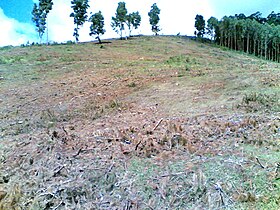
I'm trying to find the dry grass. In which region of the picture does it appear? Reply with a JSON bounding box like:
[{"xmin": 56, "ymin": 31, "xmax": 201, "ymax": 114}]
[{"xmin": 0, "ymin": 36, "xmax": 279, "ymax": 209}]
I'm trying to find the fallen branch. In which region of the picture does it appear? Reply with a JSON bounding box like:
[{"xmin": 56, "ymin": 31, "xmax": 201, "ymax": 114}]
[
  {"xmin": 135, "ymin": 140, "xmax": 142, "ymax": 151},
  {"xmin": 72, "ymin": 148, "xmax": 83, "ymax": 158},
  {"xmin": 160, "ymin": 172, "xmax": 185, "ymax": 177},
  {"xmin": 215, "ymin": 183, "xmax": 225, "ymax": 206},
  {"xmin": 53, "ymin": 165, "xmax": 65, "ymax": 177},
  {"xmin": 152, "ymin": 118, "xmax": 163, "ymax": 131},
  {"xmin": 106, "ymin": 163, "xmax": 115, "ymax": 174},
  {"xmin": 256, "ymin": 157, "xmax": 265, "ymax": 169}
]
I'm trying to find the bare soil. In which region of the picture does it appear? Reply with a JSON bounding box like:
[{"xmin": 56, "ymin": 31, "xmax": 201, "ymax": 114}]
[{"xmin": 0, "ymin": 36, "xmax": 279, "ymax": 209}]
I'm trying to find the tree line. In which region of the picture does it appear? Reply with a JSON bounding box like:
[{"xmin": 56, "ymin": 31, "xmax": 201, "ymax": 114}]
[
  {"xmin": 32, "ymin": 0, "xmax": 161, "ymax": 44},
  {"xmin": 195, "ymin": 11, "xmax": 280, "ymax": 63}
]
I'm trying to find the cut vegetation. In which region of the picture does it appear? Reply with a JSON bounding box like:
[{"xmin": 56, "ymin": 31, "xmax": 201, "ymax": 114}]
[{"xmin": 0, "ymin": 36, "xmax": 279, "ymax": 209}]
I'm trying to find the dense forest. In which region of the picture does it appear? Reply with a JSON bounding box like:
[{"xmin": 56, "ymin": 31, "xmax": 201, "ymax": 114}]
[{"xmin": 197, "ymin": 12, "xmax": 280, "ymax": 63}]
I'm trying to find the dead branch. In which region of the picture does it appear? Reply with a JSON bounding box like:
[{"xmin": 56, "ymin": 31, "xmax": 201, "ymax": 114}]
[
  {"xmin": 160, "ymin": 172, "xmax": 185, "ymax": 177},
  {"xmin": 215, "ymin": 183, "xmax": 225, "ymax": 206},
  {"xmin": 256, "ymin": 157, "xmax": 265, "ymax": 169},
  {"xmin": 62, "ymin": 126, "xmax": 68, "ymax": 135},
  {"xmin": 106, "ymin": 163, "xmax": 115, "ymax": 174},
  {"xmin": 152, "ymin": 118, "xmax": 163, "ymax": 131},
  {"xmin": 135, "ymin": 140, "xmax": 142, "ymax": 151},
  {"xmin": 53, "ymin": 165, "xmax": 65, "ymax": 177},
  {"xmin": 72, "ymin": 148, "xmax": 83, "ymax": 158}
]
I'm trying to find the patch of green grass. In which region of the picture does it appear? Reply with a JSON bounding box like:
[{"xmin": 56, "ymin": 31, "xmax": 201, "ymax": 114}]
[
  {"xmin": 199, "ymin": 146, "xmax": 280, "ymax": 209},
  {"xmin": 239, "ymin": 92, "xmax": 280, "ymax": 112},
  {"xmin": 238, "ymin": 145, "xmax": 280, "ymax": 209}
]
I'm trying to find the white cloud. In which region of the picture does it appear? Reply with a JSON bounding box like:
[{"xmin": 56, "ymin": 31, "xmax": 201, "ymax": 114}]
[
  {"xmin": 47, "ymin": 0, "xmax": 74, "ymax": 43},
  {"xmin": 0, "ymin": 8, "xmax": 37, "ymax": 46},
  {"xmin": 154, "ymin": 0, "xmax": 213, "ymax": 35}
]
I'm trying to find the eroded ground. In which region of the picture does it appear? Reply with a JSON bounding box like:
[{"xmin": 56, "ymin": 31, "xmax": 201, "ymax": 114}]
[{"xmin": 0, "ymin": 36, "xmax": 279, "ymax": 209}]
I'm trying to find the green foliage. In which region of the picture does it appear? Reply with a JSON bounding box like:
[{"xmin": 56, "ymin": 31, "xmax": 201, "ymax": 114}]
[
  {"xmin": 207, "ymin": 16, "xmax": 219, "ymax": 41},
  {"xmin": 266, "ymin": 11, "xmax": 280, "ymax": 25},
  {"xmin": 39, "ymin": 0, "xmax": 53, "ymax": 14},
  {"xmin": 166, "ymin": 55, "xmax": 194, "ymax": 74},
  {"xmin": 240, "ymin": 92, "xmax": 280, "ymax": 112},
  {"xmin": 210, "ymin": 11, "xmax": 280, "ymax": 62},
  {"xmin": 126, "ymin": 11, "xmax": 141, "ymax": 36},
  {"xmin": 31, "ymin": 0, "xmax": 53, "ymax": 44},
  {"xmin": 111, "ymin": 2, "xmax": 128, "ymax": 39},
  {"xmin": 148, "ymin": 3, "xmax": 161, "ymax": 35},
  {"xmin": 89, "ymin": 11, "xmax": 106, "ymax": 43},
  {"xmin": 31, "ymin": 3, "xmax": 46, "ymax": 43},
  {"xmin": 194, "ymin": 14, "xmax": 206, "ymax": 38},
  {"xmin": 70, "ymin": 0, "xmax": 90, "ymax": 42}
]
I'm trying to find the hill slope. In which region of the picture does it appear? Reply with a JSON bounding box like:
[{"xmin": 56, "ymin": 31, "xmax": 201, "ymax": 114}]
[{"xmin": 0, "ymin": 36, "xmax": 279, "ymax": 209}]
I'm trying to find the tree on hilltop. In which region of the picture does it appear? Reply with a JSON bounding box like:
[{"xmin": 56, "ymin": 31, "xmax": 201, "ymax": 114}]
[
  {"xmin": 111, "ymin": 2, "xmax": 128, "ymax": 39},
  {"xmin": 148, "ymin": 3, "xmax": 161, "ymax": 35},
  {"xmin": 32, "ymin": 4, "xmax": 45, "ymax": 44},
  {"xmin": 70, "ymin": 0, "xmax": 90, "ymax": 42},
  {"xmin": 126, "ymin": 11, "xmax": 141, "ymax": 37},
  {"xmin": 207, "ymin": 16, "xmax": 219, "ymax": 41},
  {"xmin": 194, "ymin": 14, "xmax": 205, "ymax": 38},
  {"xmin": 31, "ymin": 0, "xmax": 53, "ymax": 44},
  {"xmin": 39, "ymin": 0, "xmax": 53, "ymax": 44},
  {"xmin": 89, "ymin": 11, "xmax": 106, "ymax": 44}
]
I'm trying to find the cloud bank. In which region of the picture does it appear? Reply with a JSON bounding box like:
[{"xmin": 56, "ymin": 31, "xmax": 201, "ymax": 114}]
[{"xmin": 0, "ymin": 8, "xmax": 37, "ymax": 46}]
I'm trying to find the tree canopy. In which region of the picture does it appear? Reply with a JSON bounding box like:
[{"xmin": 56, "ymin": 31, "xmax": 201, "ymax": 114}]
[
  {"xmin": 31, "ymin": 0, "xmax": 53, "ymax": 44},
  {"xmin": 194, "ymin": 15, "xmax": 206, "ymax": 38},
  {"xmin": 148, "ymin": 3, "xmax": 161, "ymax": 35},
  {"xmin": 126, "ymin": 12, "xmax": 141, "ymax": 37},
  {"xmin": 205, "ymin": 12, "xmax": 280, "ymax": 62},
  {"xmin": 89, "ymin": 11, "xmax": 106, "ymax": 44},
  {"xmin": 111, "ymin": 2, "xmax": 128, "ymax": 39},
  {"xmin": 70, "ymin": 0, "xmax": 90, "ymax": 42}
]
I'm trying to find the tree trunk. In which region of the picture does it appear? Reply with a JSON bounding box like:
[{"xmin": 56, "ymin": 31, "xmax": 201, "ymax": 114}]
[
  {"xmin": 96, "ymin": 36, "xmax": 102, "ymax": 44},
  {"xmin": 265, "ymin": 36, "xmax": 268, "ymax": 60},
  {"xmin": 246, "ymin": 33, "xmax": 250, "ymax": 54},
  {"xmin": 235, "ymin": 32, "xmax": 237, "ymax": 50}
]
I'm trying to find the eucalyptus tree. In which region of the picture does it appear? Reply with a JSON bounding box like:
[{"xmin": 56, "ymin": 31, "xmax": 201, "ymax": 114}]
[
  {"xmin": 249, "ymin": 11, "xmax": 265, "ymax": 23},
  {"xmin": 235, "ymin": 13, "xmax": 247, "ymax": 20},
  {"xmin": 89, "ymin": 11, "xmax": 106, "ymax": 44},
  {"xmin": 126, "ymin": 12, "xmax": 141, "ymax": 37},
  {"xmin": 194, "ymin": 14, "xmax": 205, "ymax": 38},
  {"xmin": 32, "ymin": 3, "xmax": 46, "ymax": 44},
  {"xmin": 111, "ymin": 2, "xmax": 128, "ymax": 39},
  {"xmin": 267, "ymin": 11, "xmax": 280, "ymax": 25},
  {"xmin": 70, "ymin": 0, "xmax": 90, "ymax": 42},
  {"xmin": 207, "ymin": 16, "xmax": 219, "ymax": 41},
  {"xmin": 198, "ymin": 10, "xmax": 280, "ymax": 62},
  {"xmin": 39, "ymin": 0, "xmax": 53, "ymax": 44},
  {"xmin": 219, "ymin": 16, "xmax": 231, "ymax": 46},
  {"xmin": 31, "ymin": 0, "xmax": 53, "ymax": 44},
  {"xmin": 250, "ymin": 20, "xmax": 261, "ymax": 56},
  {"xmin": 148, "ymin": 3, "xmax": 161, "ymax": 35}
]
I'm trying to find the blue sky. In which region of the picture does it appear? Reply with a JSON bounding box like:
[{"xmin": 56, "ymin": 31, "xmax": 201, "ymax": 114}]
[{"xmin": 0, "ymin": 0, "xmax": 279, "ymax": 46}]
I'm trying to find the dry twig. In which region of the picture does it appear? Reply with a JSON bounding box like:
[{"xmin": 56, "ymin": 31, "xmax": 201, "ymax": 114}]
[
  {"xmin": 152, "ymin": 118, "xmax": 163, "ymax": 131},
  {"xmin": 256, "ymin": 157, "xmax": 265, "ymax": 169}
]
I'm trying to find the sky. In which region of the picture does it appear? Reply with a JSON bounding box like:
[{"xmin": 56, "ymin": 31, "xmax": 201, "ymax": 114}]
[{"xmin": 0, "ymin": 0, "xmax": 280, "ymax": 46}]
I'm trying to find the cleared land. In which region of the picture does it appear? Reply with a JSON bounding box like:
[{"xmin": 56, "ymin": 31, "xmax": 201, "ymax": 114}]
[{"xmin": 0, "ymin": 36, "xmax": 279, "ymax": 209}]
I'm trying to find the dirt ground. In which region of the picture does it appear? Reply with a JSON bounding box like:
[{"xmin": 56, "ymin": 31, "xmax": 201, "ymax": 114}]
[{"xmin": 0, "ymin": 36, "xmax": 279, "ymax": 209}]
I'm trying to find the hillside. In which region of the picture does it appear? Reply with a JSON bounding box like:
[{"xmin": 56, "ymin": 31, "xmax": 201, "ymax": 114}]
[{"xmin": 0, "ymin": 36, "xmax": 279, "ymax": 209}]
